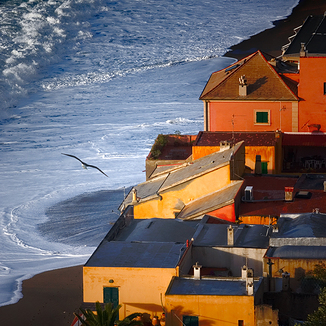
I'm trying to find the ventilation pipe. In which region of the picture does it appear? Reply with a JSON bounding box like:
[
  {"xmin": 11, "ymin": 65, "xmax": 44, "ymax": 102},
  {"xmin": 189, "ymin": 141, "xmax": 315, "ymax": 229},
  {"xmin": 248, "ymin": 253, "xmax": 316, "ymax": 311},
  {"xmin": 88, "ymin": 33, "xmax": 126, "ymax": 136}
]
[
  {"xmin": 255, "ymin": 155, "xmax": 262, "ymax": 175},
  {"xmin": 132, "ymin": 188, "xmax": 137, "ymax": 203}
]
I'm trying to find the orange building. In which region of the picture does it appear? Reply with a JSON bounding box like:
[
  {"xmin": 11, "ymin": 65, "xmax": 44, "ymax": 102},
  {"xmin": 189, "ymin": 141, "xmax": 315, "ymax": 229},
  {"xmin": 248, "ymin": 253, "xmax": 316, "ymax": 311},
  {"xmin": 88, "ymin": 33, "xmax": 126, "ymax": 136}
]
[
  {"xmin": 199, "ymin": 51, "xmax": 299, "ymax": 133},
  {"xmin": 120, "ymin": 142, "xmax": 245, "ymax": 221},
  {"xmin": 200, "ymin": 15, "xmax": 326, "ymax": 134}
]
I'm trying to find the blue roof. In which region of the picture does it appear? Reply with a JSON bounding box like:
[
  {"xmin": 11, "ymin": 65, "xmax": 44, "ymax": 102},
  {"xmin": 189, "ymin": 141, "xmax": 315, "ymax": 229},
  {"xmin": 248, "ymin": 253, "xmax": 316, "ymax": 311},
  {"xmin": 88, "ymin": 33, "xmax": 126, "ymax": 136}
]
[
  {"xmin": 166, "ymin": 277, "xmax": 262, "ymax": 296},
  {"xmin": 86, "ymin": 241, "xmax": 186, "ymax": 268}
]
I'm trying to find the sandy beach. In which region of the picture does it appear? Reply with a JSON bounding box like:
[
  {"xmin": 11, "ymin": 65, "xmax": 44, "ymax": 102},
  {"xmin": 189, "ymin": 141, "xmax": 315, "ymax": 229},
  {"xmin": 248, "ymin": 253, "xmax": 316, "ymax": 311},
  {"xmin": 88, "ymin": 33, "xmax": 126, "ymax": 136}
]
[{"xmin": 1, "ymin": 1, "xmax": 326, "ymax": 325}]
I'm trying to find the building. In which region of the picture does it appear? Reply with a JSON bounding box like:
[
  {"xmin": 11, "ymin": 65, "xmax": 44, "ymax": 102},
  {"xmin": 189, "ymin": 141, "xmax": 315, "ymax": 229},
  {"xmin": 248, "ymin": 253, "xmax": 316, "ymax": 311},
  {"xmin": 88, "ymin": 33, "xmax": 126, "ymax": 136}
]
[
  {"xmin": 82, "ymin": 214, "xmax": 277, "ymax": 325},
  {"xmin": 120, "ymin": 142, "xmax": 245, "ymax": 222}
]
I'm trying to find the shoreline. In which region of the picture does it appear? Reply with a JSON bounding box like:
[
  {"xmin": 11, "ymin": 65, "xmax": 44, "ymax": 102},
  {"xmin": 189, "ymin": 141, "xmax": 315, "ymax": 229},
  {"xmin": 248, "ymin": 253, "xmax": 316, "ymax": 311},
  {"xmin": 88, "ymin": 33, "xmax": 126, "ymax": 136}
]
[
  {"xmin": 1, "ymin": 1, "xmax": 326, "ymax": 325},
  {"xmin": 0, "ymin": 265, "xmax": 83, "ymax": 326},
  {"xmin": 224, "ymin": 0, "xmax": 326, "ymax": 60}
]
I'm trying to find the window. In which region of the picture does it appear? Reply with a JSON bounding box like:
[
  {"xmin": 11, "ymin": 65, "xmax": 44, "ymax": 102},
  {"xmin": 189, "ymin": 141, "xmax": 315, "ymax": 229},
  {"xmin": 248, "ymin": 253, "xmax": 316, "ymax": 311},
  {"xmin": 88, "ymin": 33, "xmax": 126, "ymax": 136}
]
[
  {"xmin": 255, "ymin": 110, "xmax": 270, "ymax": 124},
  {"xmin": 104, "ymin": 287, "xmax": 119, "ymax": 319},
  {"xmin": 238, "ymin": 321, "xmax": 244, "ymax": 326},
  {"xmin": 324, "ymin": 82, "xmax": 326, "ymax": 95},
  {"xmin": 183, "ymin": 316, "xmax": 199, "ymax": 326}
]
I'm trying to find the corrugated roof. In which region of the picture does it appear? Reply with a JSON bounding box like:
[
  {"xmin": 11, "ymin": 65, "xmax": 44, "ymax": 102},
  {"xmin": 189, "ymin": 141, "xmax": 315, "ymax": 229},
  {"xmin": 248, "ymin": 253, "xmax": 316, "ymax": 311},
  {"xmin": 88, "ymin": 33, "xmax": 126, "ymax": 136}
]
[
  {"xmin": 194, "ymin": 131, "xmax": 280, "ymax": 147},
  {"xmin": 166, "ymin": 277, "xmax": 262, "ymax": 296},
  {"xmin": 266, "ymin": 246, "xmax": 326, "ymax": 259},
  {"xmin": 177, "ymin": 181, "xmax": 243, "ymax": 220},
  {"xmin": 199, "ymin": 51, "xmax": 298, "ymax": 101}
]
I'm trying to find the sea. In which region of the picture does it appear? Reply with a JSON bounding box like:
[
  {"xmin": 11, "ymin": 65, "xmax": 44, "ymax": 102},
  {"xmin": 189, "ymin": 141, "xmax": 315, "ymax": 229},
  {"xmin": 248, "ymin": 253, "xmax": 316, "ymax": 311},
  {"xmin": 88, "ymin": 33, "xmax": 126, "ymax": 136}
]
[{"xmin": 0, "ymin": 0, "xmax": 299, "ymax": 306}]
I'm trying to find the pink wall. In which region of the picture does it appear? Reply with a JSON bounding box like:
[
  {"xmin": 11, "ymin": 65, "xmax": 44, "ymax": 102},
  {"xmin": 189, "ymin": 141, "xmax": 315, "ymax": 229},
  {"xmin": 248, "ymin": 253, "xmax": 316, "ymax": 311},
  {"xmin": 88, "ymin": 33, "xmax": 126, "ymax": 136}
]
[
  {"xmin": 298, "ymin": 57, "xmax": 326, "ymax": 132},
  {"xmin": 208, "ymin": 101, "xmax": 293, "ymax": 132}
]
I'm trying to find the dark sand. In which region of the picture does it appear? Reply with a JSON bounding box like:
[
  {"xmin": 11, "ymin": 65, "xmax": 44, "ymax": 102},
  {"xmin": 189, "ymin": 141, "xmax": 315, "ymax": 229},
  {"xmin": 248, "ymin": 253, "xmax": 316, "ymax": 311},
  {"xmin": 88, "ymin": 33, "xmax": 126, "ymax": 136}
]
[
  {"xmin": 0, "ymin": 265, "xmax": 83, "ymax": 326},
  {"xmin": 225, "ymin": 0, "xmax": 326, "ymax": 60},
  {"xmin": 1, "ymin": 1, "xmax": 326, "ymax": 325}
]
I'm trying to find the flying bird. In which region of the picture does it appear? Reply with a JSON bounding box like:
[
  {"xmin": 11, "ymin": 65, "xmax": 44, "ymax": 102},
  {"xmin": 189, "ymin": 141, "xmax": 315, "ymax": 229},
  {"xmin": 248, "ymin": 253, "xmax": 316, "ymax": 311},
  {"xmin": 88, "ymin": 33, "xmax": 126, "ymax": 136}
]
[{"xmin": 61, "ymin": 153, "xmax": 108, "ymax": 177}]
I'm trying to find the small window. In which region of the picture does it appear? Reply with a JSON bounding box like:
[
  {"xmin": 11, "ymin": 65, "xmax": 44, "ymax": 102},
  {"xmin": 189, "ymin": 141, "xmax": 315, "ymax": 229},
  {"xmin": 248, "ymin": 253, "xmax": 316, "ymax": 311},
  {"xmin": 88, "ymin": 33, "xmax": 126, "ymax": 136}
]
[
  {"xmin": 238, "ymin": 321, "xmax": 244, "ymax": 326},
  {"xmin": 255, "ymin": 110, "xmax": 270, "ymax": 124},
  {"xmin": 324, "ymin": 82, "xmax": 326, "ymax": 95},
  {"xmin": 183, "ymin": 316, "xmax": 199, "ymax": 326}
]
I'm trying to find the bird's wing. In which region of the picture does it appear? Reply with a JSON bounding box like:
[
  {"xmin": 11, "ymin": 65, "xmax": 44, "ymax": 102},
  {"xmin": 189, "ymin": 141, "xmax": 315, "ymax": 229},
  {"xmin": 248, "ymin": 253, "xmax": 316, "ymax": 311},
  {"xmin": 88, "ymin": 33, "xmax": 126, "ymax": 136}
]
[
  {"xmin": 62, "ymin": 153, "xmax": 108, "ymax": 177},
  {"xmin": 86, "ymin": 164, "xmax": 109, "ymax": 177},
  {"xmin": 61, "ymin": 153, "xmax": 84, "ymax": 164}
]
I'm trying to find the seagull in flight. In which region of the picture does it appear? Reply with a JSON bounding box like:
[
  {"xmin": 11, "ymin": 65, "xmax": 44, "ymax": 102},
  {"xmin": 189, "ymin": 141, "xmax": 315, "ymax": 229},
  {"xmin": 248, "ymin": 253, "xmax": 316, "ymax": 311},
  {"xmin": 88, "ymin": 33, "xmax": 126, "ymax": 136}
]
[{"xmin": 61, "ymin": 153, "xmax": 108, "ymax": 177}]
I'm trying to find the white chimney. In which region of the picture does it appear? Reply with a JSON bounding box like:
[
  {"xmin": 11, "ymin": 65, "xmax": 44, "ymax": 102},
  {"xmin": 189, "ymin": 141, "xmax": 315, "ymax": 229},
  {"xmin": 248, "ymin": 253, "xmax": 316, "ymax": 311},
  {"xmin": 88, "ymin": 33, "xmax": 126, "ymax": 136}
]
[
  {"xmin": 246, "ymin": 268, "xmax": 254, "ymax": 295},
  {"xmin": 193, "ymin": 262, "xmax": 202, "ymax": 280},
  {"xmin": 227, "ymin": 225, "xmax": 234, "ymax": 246},
  {"xmin": 241, "ymin": 265, "xmax": 247, "ymax": 280}
]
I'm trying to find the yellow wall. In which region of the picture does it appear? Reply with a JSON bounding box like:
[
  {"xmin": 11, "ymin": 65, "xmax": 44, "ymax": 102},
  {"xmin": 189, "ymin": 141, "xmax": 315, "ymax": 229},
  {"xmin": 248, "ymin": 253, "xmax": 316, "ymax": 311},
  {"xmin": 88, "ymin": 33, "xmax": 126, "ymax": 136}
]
[
  {"xmin": 193, "ymin": 145, "xmax": 276, "ymax": 174},
  {"xmin": 192, "ymin": 146, "xmax": 220, "ymax": 160},
  {"xmin": 134, "ymin": 164, "xmax": 231, "ymax": 219},
  {"xmin": 245, "ymin": 146, "xmax": 275, "ymax": 174},
  {"xmin": 263, "ymin": 258, "xmax": 326, "ymax": 291},
  {"xmin": 165, "ymin": 294, "xmax": 255, "ymax": 326},
  {"xmin": 83, "ymin": 266, "xmax": 178, "ymax": 318}
]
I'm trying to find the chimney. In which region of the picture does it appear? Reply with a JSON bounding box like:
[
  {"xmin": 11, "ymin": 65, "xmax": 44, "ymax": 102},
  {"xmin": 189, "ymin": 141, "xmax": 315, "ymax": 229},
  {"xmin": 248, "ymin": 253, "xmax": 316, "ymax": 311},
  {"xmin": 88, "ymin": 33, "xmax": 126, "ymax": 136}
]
[
  {"xmin": 219, "ymin": 140, "xmax": 231, "ymax": 151},
  {"xmin": 241, "ymin": 265, "xmax": 247, "ymax": 280},
  {"xmin": 284, "ymin": 187, "xmax": 294, "ymax": 201},
  {"xmin": 246, "ymin": 268, "xmax": 254, "ymax": 295},
  {"xmin": 282, "ymin": 272, "xmax": 290, "ymax": 291},
  {"xmin": 227, "ymin": 225, "xmax": 234, "ymax": 246},
  {"xmin": 193, "ymin": 262, "xmax": 202, "ymax": 280},
  {"xmin": 255, "ymin": 155, "xmax": 262, "ymax": 175},
  {"xmin": 132, "ymin": 188, "xmax": 137, "ymax": 202},
  {"xmin": 300, "ymin": 43, "xmax": 307, "ymax": 57},
  {"xmin": 239, "ymin": 75, "xmax": 247, "ymax": 96}
]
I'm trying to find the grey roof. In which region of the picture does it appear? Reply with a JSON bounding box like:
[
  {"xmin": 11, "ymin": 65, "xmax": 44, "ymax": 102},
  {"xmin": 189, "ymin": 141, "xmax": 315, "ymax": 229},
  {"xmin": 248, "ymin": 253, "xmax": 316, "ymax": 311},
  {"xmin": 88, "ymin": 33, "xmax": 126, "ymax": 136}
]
[
  {"xmin": 266, "ymin": 246, "xmax": 326, "ymax": 259},
  {"xmin": 270, "ymin": 213, "xmax": 326, "ymax": 246},
  {"xmin": 115, "ymin": 218, "xmax": 199, "ymax": 242},
  {"xmin": 166, "ymin": 277, "xmax": 262, "ymax": 296},
  {"xmin": 85, "ymin": 241, "xmax": 186, "ymax": 268},
  {"xmin": 85, "ymin": 218, "xmax": 200, "ymax": 268},
  {"xmin": 160, "ymin": 143, "xmax": 241, "ymax": 192},
  {"xmin": 193, "ymin": 224, "xmax": 270, "ymax": 248},
  {"xmin": 283, "ymin": 14, "xmax": 326, "ymax": 57},
  {"xmin": 121, "ymin": 142, "xmax": 243, "ymax": 208},
  {"xmin": 177, "ymin": 181, "xmax": 243, "ymax": 220}
]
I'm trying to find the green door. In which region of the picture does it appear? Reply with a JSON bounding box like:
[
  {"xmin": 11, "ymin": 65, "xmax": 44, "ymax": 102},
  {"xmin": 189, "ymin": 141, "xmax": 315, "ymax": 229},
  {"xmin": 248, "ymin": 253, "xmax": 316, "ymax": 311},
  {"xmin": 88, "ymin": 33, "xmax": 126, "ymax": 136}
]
[
  {"xmin": 103, "ymin": 287, "xmax": 119, "ymax": 306},
  {"xmin": 261, "ymin": 162, "xmax": 268, "ymax": 174},
  {"xmin": 183, "ymin": 316, "xmax": 198, "ymax": 326}
]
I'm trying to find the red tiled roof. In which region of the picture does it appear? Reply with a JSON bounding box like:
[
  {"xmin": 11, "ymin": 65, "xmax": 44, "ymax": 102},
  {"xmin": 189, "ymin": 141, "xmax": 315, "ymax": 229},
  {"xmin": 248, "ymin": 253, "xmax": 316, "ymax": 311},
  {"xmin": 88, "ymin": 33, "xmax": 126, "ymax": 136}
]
[
  {"xmin": 194, "ymin": 131, "xmax": 280, "ymax": 147},
  {"xmin": 199, "ymin": 51, "xmax": 298, "ymax": 101},
  {"xmin": 283, "ymin": 133, "xmax": 326, "ymax": 146},
  {"xmin": 240, "ymin": 175, "xmax": 326, "ymax": 217}
]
